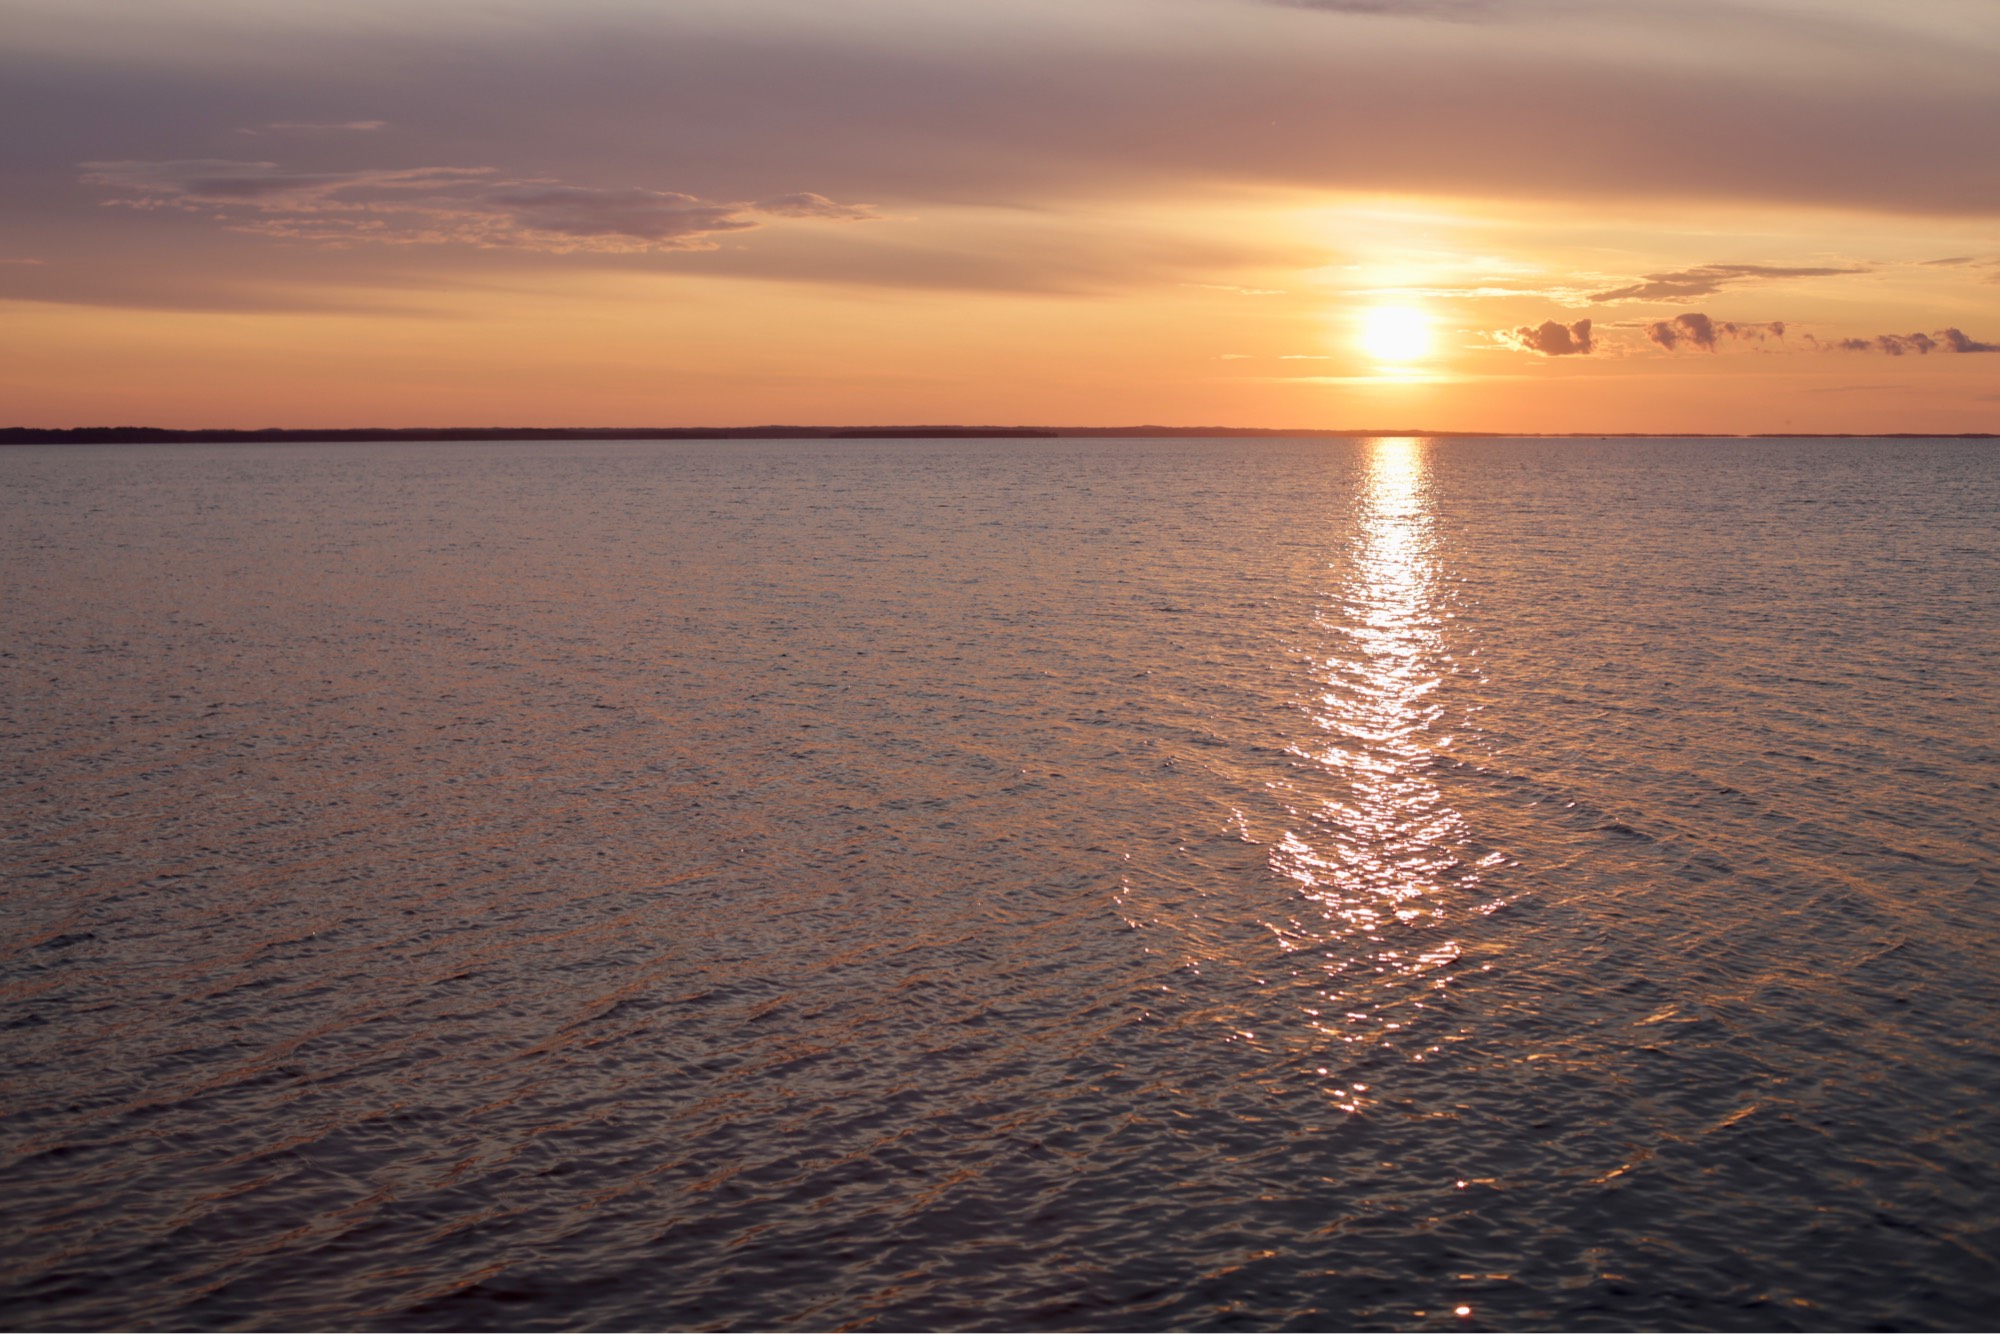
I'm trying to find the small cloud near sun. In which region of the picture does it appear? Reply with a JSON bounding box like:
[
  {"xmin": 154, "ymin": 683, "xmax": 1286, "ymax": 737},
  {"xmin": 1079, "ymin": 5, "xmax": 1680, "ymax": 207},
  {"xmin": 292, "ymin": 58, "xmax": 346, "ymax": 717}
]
[{"xmin": 1499, "ymin": 318, "xmax": 1593, "ymax": 356}]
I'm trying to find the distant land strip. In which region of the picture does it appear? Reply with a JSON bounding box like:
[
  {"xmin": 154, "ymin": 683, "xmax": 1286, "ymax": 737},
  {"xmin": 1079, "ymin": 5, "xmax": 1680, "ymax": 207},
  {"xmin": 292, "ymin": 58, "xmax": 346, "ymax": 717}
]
[{"xmin": 3, "ymin": 426, "xmax": 1995, "ymax": 445}]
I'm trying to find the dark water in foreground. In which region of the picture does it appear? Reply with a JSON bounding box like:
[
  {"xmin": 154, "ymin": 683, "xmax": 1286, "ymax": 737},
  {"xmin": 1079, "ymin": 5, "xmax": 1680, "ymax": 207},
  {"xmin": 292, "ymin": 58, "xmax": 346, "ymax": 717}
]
[{"xmin": 3, "ymin": 436, "xmax": 1998, "ymax": 1331}]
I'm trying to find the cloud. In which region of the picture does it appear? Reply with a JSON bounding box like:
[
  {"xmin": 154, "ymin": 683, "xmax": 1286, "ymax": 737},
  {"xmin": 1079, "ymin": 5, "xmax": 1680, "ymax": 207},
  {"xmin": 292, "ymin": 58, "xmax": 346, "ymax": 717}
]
[
  {"xmin": 1639, "ymin": 317, "xmax": 1993, "ymax": 357},
  {"xmin": 1827, "ymin": 327, "xmax": 2000, "ymax": 354},
  {"xmin": 244, "ymin": 120, "xmax": 388, "ymax": 135},
  {"xmin": 1878, "ymin": 331, "xmax": 1936, "ymax": 356},
  {"xmin": 1184, "ymin": 282, "xmax": 1288, "ymax": 295},
  {"xmin": 1263, "ymin": 0, "xmax": 1501, "ymax": 18},
  {"xmin": 1939, "ymin": 327, "xmax": 2000, "ymax": 352},
  {"xmin": 82, "ymin": 158, "xmax": 492, "ymax": 202},
  {"xmin": 1720, "ymin": 319, "xmax": 1785, "ymax": 342},
  {"xmin": 14, "ymin": 0, "xmax": 2000, "ymax": 227},
  {"xmin": 1647, "ymin": 312, "xmax": 1712, "ymax": 350},
  {"xmin": 754, "ymin": 191, "xmax": 879, "ymax": 221},
  {"xmin": 79, "ymin": 159, "xmax": 875, "ymax": 253},
  {"xmin": 1593, "ymin": 264, "xmax": 1862, "ymax": 304},
  {"xmin": 1501, "ymin": 317, "xmax": 1592, "ymax": 355},
  {"xmin": 1645, "ymin": 313, "xmax": 1789, "ymax": 351},
  {"xmin": 483, "ymin": 186, "xmax": 756, "ymax": 242}
]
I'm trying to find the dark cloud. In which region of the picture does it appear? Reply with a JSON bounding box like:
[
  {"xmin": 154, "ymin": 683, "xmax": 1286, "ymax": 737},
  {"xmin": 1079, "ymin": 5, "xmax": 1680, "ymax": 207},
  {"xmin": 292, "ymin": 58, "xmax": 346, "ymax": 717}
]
[
  {"xmin": 1824, "ymin": 327, "xmax": 1999, "ymax": 354},
  {"xmin": 1646, "ymin": 314, "xmax": 1789, "ymax": 351},
  {"xmin": 1878, "ymin": 331, "xmax": 1937, "ymax": 356},
  {"xmin": 1939, "ymin": 327, "xmax": 2000, "ymax": 352},
  {"xmin": 1594, "ymin": 264, "xmax": 1861, "ymax": 304},
  {"xmin": 80, "ymin": 159, "xmax": 874, "ymax": 252},
  {"xmin": 1647, "ymin": 312, "xmax": 1716, "ymax": 351},
  {"xmin": 1502, "ymin": 317, "xmax": 1592, "ymax": 355},
  {"xmin": 1723, "ymin": 319, "xmax": 1785, "ymax": 342}
]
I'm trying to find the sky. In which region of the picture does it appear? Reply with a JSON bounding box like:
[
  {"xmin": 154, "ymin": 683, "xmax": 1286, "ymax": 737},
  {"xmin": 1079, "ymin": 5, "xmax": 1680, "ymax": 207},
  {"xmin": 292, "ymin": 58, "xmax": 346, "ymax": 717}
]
[{"xmin": 3, "ymin": 0, "xmax": 1997, "ymax": 432}]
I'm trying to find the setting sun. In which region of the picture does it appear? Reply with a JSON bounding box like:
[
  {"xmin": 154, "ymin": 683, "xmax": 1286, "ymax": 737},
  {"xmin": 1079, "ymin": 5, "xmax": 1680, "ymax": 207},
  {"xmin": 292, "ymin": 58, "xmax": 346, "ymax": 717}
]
[{"xmin": 1359, "ymin": 306, "xmax": 1434, "ymax": 363}]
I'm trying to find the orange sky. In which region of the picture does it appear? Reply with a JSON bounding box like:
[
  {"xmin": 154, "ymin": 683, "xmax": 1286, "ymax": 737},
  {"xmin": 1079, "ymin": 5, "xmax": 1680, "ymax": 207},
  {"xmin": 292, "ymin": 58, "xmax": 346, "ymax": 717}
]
[{"xmin": 3, "ymin": 0, "xmax": 1997, "ymax": 432}]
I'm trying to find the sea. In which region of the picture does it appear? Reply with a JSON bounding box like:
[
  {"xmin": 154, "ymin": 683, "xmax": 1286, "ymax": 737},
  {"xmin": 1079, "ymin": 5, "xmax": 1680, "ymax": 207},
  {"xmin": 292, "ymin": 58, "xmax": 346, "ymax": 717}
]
[{"xmin": 2, "ymin": 435, "xmax": 1997, "ymax": 1331}]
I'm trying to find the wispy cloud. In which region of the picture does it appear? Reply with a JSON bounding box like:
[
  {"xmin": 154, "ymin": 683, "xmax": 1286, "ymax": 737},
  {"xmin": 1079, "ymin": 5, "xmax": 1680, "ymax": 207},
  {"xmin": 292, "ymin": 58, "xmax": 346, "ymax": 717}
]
[
  {"xmin": 13, "ymin": 0, "xmax": 2000, "ymax": 226},
  {"xmin": 1498, "ymin": 317, "xmax": 1592, "ymax": 356},
  {"xmin": 1262, "ymin": 0, "xmax": 1502, "ymax": 19},
  {"xmin": 1183, "ymin": 282, "xmax": 1288, "ymax": 296},
  {"xmin": 80, "ymin": 159, "xmax": 877, "ymax": 253},
  {"xmin": 754, "ymin": 192, "xmax": 880, "ymax": 221},
  {"xmin": 241, "ymin": 120, "xmax": 388, "ymax": 136},
  {"xmin": 1593, "ymin": 264, "xmax": 1862, "ymax": 304}
]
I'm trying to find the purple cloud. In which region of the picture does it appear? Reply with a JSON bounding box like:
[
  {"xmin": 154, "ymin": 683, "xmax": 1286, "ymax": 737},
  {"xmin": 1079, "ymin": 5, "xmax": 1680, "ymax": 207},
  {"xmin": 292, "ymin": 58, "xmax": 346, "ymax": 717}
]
[
  {"xmin": 14, "ymin": 0, "xmax": 2000, "ymax": 229},
  {"xmin": 1829, "ymin": 327, "xmax": 2000, "ymax": 354},
  {"xmin": 1644, "ymin": 314, "xmax": 1788, "ymax": 351},
  {"xmin": 1719, "ymin": 319, "xmax": 1785, "ymax": 342},
  {"xmin": 1940, "ymin": 327, "xmax": 2000, "ymax": 353},
  {"xmin": 754, "ymin": 192, "xmax": 879, "ymax": 221},
  {"xmin": 1266, "ymin": 0, "xmax": 1499, "ymax": 16},
  {"xmin": 1647, "ymin": 312, "xmax": 1717, "ymax": 351},
  {"xmin": 1880, "ymin": 331, "xmax": 1936, "ymax": 356},
  {"xmin": 1502, "ymin": 317, "xmax": 1593, "ymax": 356},
  {"xmin": 80, "ymin": 159, "xmax": 875, "ymax": 253},
  {"xmin": 1595, "ymin": 263, "xmax": 1862, "ymax": 304},
  {"xmin": 249, "ymin": 120, "xmax": 389, "ymax": 135},
  {"xmin": 483, "ymin": 186, "xmax": 755, "ymax": 242}
]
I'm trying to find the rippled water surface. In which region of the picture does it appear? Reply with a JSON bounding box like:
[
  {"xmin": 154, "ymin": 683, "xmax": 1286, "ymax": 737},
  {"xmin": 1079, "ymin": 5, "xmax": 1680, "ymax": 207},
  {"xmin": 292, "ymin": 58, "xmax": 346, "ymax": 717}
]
[{"xmin": 4, "ymin": 436, "xmax": 1998, "ymax": 1331}]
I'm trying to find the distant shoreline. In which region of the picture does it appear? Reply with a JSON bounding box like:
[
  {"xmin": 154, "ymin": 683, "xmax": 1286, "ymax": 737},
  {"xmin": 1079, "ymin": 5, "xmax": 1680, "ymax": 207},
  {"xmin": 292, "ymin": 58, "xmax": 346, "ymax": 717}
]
[{"xmin": 3, "ymin": 425, "xmax": 1995, "ymax": 445}]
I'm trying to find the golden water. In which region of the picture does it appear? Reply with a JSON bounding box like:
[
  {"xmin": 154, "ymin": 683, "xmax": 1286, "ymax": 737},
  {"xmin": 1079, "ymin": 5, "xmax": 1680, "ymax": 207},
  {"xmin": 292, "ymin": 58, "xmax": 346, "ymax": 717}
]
[{"xmin": 3, "ymin": 437, "xmax": 1996, "ymax": 1329}]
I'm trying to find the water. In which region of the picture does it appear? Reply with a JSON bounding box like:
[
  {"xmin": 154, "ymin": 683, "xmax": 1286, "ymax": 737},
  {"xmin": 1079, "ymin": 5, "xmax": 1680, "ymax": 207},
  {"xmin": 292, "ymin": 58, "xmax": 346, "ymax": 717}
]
[{"xmin": 2, "ymin": 436, "xmax": 1996, "ymax": 1331}]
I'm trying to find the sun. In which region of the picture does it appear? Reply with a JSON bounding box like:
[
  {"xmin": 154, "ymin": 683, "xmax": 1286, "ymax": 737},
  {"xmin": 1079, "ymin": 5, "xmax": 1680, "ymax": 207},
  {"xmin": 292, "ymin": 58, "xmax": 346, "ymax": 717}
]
[{"xmin": 1358, "ymin": 306, "xmax": 1434, "ymax": 363}]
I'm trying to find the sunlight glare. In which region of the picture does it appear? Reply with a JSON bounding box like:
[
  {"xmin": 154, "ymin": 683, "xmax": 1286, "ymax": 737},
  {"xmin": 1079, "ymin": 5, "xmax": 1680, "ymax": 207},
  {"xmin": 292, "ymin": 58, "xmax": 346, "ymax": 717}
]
[{"xmin": 1358, "ymin": 306, "xmax": 1434, "ymax": 364}]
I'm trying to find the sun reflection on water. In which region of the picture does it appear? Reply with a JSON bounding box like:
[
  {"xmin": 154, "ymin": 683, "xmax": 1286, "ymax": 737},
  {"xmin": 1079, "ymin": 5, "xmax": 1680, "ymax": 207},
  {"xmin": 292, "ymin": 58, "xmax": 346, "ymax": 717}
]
[{"xmin": 1271, "ymin": 437, "xmax": 1482, "ymax": 1082}]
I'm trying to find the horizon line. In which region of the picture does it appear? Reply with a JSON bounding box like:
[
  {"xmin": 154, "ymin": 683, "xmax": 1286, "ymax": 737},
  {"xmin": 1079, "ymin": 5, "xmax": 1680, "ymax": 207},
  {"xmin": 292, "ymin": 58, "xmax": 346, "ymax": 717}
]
[{"xmin": 6, "ymin": 425, "xmax": 1999, "ymax": 445}]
